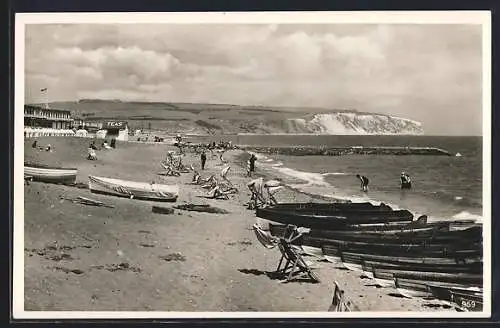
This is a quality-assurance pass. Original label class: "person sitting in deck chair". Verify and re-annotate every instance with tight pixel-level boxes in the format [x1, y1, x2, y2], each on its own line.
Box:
[87, 148, 97, 160]
[247, 177, 265, 209]
[192, 171, 201, 184]
[264, 178, 284, 206]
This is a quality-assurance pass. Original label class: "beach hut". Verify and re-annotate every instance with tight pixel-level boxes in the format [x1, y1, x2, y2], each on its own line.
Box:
[103, 121, 129, 141]
[76, 129, 88, 137]
[95, 129, 107, 139]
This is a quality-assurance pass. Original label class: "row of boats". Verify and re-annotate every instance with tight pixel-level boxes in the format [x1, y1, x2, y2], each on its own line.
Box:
[24, 163, 179, 201]
[255, 202, 483, 311]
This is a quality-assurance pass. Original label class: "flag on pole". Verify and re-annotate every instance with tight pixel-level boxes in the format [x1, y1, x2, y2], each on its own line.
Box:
[40, 88, 47, 92]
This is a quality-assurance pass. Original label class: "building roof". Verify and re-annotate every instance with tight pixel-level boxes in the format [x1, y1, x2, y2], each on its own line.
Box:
[24, 104, 72, 113]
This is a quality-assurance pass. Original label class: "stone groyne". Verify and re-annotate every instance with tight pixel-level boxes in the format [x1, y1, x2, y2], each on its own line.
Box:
[240, 145, 453, 156]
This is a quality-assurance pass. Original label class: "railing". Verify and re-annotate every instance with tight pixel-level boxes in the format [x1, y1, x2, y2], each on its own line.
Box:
[24, 114, 73, 121]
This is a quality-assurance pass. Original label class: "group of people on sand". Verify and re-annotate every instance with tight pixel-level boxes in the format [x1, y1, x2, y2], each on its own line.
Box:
[355, 171, 412, 192]
[191, 144, 282, 206]
[31, 140, 52, 152]
[86, 139, 117, 160]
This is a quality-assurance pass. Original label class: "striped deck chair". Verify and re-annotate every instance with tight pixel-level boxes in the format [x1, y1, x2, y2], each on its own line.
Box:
[276, 238, 320, 283]
[252, 223, 278, 249]
[329, 281, 360, 312]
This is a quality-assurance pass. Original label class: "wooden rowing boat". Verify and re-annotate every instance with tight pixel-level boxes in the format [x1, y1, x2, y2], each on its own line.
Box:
[362, 259, 482, 274]
[303, 235, 481, 253]
[88, 175, 179, 202]
[270, 202, 394, 212]
[267, 217, 436, 236]
[322, 243, 482, 260]
[428, 285, 483, 311]
[256, 207, 413, 230]
[309, 226, 482, 245]
[373, 267, 482, 285]
[339, 251, 482, 275]
[24, 163, 77, 184]
[343, 251, 482, 266]
[394, 277, 481, 299]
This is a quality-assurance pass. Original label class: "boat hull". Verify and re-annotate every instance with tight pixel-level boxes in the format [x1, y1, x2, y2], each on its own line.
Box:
[322, 243, 482, 259]
[24, 165, 77, 184]
[88, 176, 179, 202]
[429, 286, 483, 311]
[256, 207, 414, 229]
[373, 267, 482, 285]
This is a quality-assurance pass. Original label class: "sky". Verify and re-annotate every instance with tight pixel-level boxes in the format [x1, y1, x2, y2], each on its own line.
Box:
[24, 23, 484, 135]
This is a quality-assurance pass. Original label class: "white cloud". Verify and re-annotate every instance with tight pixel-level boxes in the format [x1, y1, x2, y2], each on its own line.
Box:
[24, 23, 483, 135]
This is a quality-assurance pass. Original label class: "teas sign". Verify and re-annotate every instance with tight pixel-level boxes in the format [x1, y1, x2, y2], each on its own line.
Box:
[104, 121, 127, 129]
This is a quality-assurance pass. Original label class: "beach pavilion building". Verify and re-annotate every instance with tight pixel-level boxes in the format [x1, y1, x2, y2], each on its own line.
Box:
[97, 120, 129, 141]
[24, 105, 75, 137]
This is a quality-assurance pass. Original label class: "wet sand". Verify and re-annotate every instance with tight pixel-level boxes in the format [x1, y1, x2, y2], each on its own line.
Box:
[22, 137, 453, 312]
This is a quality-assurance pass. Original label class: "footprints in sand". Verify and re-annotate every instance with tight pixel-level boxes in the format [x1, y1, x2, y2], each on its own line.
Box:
[139, 242, 156, 248]
[227, 239, 253, 251]
[47, 262, 142, 276]
[51, 266, 85, 275]
[159, 252, 186, 262]
[25, 244, 92, 262]
[91, 262, 142, 273]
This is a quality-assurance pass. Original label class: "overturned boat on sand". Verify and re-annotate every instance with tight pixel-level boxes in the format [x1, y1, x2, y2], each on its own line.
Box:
[88, 175, 179, 202]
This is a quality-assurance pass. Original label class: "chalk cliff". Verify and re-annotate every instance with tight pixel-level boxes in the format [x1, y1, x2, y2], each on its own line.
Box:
[286, 112, 424, 135]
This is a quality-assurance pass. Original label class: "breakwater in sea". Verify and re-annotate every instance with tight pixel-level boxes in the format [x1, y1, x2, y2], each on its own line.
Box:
[239, 145, 453, 156]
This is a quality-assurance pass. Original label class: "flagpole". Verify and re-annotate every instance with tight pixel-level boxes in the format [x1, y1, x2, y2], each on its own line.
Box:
[41, 88, 49, 109]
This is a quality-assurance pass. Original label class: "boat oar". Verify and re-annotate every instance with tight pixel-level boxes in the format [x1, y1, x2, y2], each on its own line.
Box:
[76, 196, 115, 208]
[60, 195, 115, 208]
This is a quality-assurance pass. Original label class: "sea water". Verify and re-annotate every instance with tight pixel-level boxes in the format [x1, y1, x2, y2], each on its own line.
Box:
[230, 135, 483, 222]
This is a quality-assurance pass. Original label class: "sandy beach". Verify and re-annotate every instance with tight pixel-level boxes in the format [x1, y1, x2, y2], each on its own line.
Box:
[23, 137, 455, 312]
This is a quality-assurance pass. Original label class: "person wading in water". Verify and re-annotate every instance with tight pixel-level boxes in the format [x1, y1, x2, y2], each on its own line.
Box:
[356, 174, 369, 192]
[400, 171, 412, 189]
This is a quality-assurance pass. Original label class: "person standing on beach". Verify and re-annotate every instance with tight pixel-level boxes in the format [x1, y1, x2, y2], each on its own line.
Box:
[400, 171, 412, 189]
[249, 154, 257, 173]
[200, 150, 207, 170]
[356, 174, 369, 192]
[247, 154, 257, 177]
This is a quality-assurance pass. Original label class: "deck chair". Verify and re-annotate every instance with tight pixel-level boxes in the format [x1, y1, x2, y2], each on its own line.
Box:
[219, 181, 238, 194]
[158, 163, 181, 177]
[206, 185, 231, 200]
[249, 186, 268, 209]
[265, 185, 283, 206]
[252, 223, 279, 249]
[328, 281, 360, 312]
[275, 238, 320, 283]
[201, 176, 217, 189]
[281, 224, 305, 243]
